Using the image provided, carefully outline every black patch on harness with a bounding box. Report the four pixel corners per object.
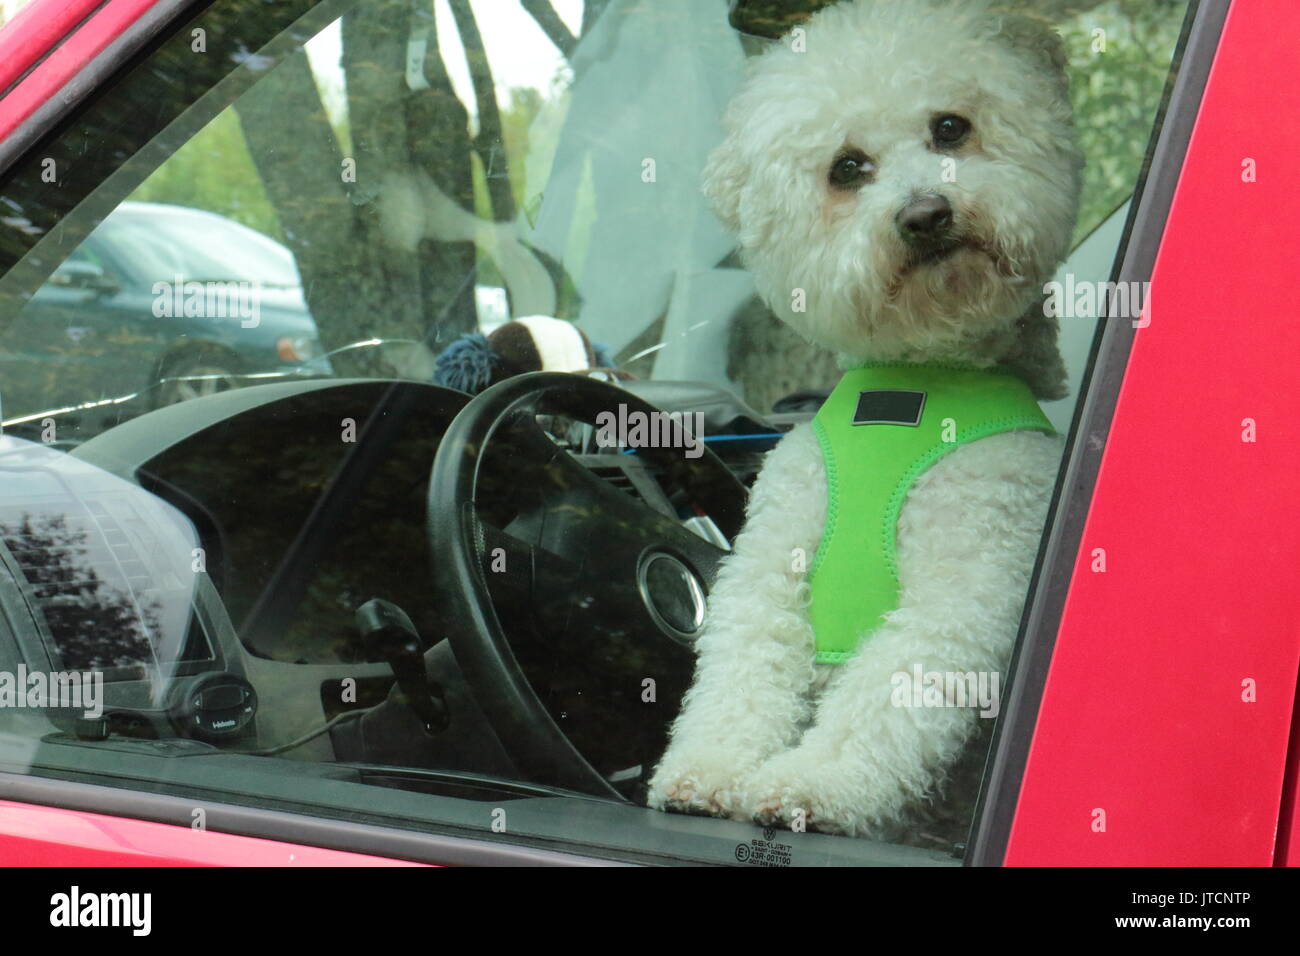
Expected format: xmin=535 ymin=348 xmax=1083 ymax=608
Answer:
xmin=852 ymin=390 xmax=926 ymax=426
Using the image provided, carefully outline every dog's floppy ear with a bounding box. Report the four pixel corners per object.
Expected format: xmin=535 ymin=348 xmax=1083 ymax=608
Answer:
xmin=998 ymin=306 xmax=1068 ymax=402
xmin=701 ymin=135 xmax=750 ymax=235
xmin=990 ymin=9 xmax=1070 ymax=79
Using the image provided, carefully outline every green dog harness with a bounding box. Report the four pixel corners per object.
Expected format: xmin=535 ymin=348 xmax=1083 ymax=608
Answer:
xmin=808 ymin=363 xmax=1055 ymax=664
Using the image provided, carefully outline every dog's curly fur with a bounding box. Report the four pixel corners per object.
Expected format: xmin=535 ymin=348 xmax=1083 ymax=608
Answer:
xmin=647 ymin=0 xmax=1084 ymax=840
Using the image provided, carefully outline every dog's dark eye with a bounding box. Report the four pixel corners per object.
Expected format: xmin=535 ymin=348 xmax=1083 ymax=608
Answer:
xmin=931 ymin=114 xmax=971 ymax=147
xmin=828 ymin=149 xmax=874 ymax=189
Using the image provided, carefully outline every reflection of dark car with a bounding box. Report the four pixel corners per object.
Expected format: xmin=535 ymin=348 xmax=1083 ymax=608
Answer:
xmin=0 ymin=201 xmax=326 ymax=420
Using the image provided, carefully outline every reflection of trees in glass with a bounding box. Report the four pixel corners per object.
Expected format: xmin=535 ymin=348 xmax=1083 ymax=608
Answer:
xmin=1060 ymin=0 xmax=1189 ymax=240
xmin=123 ymin=0 xmax=1186 ymax=403
xmin=132 ymin=110 xmax=285 ymax=242
xmin=0 ymin=514 xmax=157 ymax=669
xmin=132 ymin=0 xmax=604 ymax=379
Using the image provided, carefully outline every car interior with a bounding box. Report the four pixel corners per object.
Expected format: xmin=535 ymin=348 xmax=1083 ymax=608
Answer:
xmin=0 ymin=0 xmax=1192 ymax=864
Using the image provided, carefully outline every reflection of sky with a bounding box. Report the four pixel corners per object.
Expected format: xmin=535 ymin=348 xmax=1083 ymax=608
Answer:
xmin=305 ymin=0 xmax=583 ymax=127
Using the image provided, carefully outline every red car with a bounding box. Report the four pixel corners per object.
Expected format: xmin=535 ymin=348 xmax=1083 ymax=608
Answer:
xmin=0 ymin=0 xmax=1295 ymax=879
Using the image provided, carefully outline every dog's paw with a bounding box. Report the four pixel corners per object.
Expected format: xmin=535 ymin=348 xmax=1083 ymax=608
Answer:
xmin=646 ymin=763 xmax=744 ymax=818
xmin=742 ymin=754 xmax=853 ymax=835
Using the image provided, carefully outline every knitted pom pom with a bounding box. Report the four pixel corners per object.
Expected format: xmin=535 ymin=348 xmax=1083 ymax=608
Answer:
xmin=434 ymin=333 xmax=499 ymax=394
xmin=592 ymin=341 xmax=618 ymax=370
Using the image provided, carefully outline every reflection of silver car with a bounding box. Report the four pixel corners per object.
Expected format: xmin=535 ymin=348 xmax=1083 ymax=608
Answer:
xmin=0 ymin=202 xmax=327 ymax=420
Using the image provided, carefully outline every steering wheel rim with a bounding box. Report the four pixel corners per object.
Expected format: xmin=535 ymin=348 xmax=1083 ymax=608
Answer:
xmin=428 ymin=372 xmax=747 ymax=798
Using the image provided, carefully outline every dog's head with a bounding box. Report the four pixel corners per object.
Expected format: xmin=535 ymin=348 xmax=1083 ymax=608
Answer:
xmin=704 ymin=0 xmax=1084 ymax=396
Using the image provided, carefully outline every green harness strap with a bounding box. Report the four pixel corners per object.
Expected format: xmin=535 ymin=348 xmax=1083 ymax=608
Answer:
xmin=808 ymin=363 xmax=1055 ymax=664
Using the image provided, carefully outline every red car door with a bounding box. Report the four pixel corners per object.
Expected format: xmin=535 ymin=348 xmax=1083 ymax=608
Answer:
xmin=982 ymin=0 xmax=1300 ymax=866
xmin=0 ymin=0 xmax=1295 ymax=876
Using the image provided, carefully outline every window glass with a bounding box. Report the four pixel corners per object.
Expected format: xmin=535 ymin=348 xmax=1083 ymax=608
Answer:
xmin=0 ymin=0 xmax=1191 ymax=864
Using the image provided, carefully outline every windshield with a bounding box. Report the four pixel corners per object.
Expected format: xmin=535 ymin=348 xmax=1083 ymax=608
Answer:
xmin=0 ymin=0 xmax=1173 ymax=436
xmin=0 ymin=0 xmax=1192 ymax=866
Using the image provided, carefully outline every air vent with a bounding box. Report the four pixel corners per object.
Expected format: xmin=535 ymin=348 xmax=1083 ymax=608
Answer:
xmin=589 ymin=463 xmax=643 ymax=501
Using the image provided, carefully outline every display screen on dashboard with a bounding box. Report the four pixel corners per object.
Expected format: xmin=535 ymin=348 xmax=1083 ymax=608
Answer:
xmin=0 ymin=435 xmax=214 ymax=675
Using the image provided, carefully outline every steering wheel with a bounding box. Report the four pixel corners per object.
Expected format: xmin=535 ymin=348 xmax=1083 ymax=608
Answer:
xmin=427 ymin=372 xmax=747 ymax=799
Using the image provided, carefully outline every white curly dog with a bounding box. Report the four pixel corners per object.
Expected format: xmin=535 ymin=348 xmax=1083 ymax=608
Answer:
xmin=648 ymin=0 xmax=1084 ymax=840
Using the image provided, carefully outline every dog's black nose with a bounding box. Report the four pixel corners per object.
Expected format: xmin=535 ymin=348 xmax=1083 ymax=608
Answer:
xmin=895 ymin=195 xmax=953 ymax=242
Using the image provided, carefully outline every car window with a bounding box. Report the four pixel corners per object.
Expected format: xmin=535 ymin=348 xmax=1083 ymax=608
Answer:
xmin=0 ymin=0 xmax=1192 ymax=865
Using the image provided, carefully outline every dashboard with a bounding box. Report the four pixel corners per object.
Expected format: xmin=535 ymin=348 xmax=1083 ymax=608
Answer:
xmin=0 ymin=377 xmax=782 ymax=771
xmin=0 ymin=376 xmax=972 ymax=865
xmin=0 ymin=380 xmax=465 ymax=753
